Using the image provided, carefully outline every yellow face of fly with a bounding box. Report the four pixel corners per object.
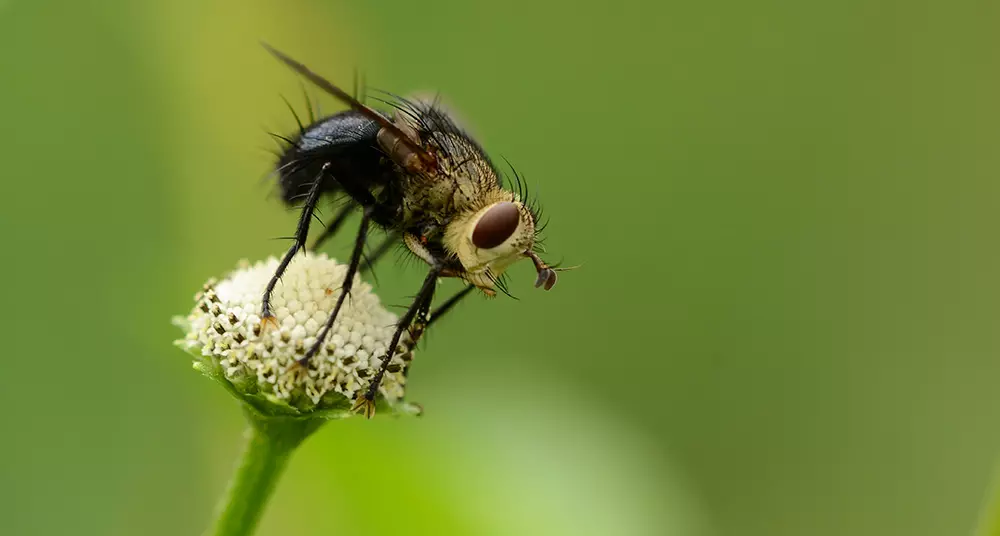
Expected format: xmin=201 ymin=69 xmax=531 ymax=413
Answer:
xmin=444 ymin=193 xmax=537 ymax=295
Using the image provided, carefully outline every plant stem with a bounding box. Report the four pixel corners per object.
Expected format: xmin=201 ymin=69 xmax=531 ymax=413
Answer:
xmin=203 ymin=408 xmax=324 ymax=536
xmin=976 ymin=462 xmax=1000 ymax=536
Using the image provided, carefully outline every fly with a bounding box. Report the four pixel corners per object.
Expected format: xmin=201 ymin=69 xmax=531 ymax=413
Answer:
xmin=260 ymin=44 xmax=566 ymax=417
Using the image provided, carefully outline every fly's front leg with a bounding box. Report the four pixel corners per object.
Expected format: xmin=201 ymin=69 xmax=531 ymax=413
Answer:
xmin=403 ymin=288 xmax=435 ymax=349
xmin=407 ymin=284 xmax=475 ymax=346
xmin=353 ymin=266 xmax=442 ymax=418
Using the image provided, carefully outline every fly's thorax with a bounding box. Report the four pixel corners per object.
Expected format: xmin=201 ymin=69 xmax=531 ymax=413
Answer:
xmin=433 ymin=131 xmax=500 ymax=199
xmin=398 ymin=132 xmax=501 ymax=226
xmin=443 ymin=192 xmax=537 ymax=293
xmin=398 ymin=172 xmax=455 ymax=224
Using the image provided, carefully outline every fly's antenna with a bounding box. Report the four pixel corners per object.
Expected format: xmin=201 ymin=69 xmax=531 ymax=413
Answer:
xmin=524 ymin=251 xmax=576 ymax=291
xmin=262 ymin=43 xmax=436 ymax=170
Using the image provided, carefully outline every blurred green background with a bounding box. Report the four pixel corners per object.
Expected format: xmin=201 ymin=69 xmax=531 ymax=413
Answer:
xmin=1 ymin=1 xmax=998 ymax=535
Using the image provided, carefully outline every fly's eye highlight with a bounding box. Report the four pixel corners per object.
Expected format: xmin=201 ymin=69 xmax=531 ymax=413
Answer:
xmin=472 ymin=202 xmax=520 ymax=249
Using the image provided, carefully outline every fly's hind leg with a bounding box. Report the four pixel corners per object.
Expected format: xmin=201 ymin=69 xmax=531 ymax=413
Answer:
xmin=261 ymin=164 xmax=328 ymax=327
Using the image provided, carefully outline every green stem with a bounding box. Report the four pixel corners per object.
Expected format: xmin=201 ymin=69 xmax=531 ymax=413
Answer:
xmin=976 ymin=462 xmax=1000 ymax=536
xmin=203 ymin=408 xmax=324 ymax=536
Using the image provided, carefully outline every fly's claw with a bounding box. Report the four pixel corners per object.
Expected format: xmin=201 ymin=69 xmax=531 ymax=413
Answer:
xmin=259 ymin=314 xmax=280 ymax=335
xmin=352 ymin=395 xmax=377 ymax=419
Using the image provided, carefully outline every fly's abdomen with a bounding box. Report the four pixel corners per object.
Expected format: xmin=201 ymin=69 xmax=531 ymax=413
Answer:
xmin=275 ymin=110 xmax=387 ymax=204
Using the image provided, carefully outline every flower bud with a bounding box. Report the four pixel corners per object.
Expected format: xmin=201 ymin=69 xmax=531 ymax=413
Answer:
xmin=175 ymin=253 xmax=417 ymax=417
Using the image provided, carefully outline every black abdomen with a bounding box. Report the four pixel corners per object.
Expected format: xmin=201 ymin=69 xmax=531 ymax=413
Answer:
xmin=275 ymin=110 xmax=389 ymax=204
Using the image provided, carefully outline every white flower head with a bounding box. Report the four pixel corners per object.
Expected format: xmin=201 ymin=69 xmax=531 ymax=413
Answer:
xmin=175 ymin=253 xmax=418 ymax=417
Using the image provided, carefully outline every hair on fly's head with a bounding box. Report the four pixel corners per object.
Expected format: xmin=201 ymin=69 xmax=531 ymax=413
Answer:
xmin=499 ymin=155 xmax=546 ymax=240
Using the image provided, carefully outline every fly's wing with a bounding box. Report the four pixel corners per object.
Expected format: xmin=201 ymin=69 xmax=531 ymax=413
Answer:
xmin=263 ymin=43 xmax=435 ymax=169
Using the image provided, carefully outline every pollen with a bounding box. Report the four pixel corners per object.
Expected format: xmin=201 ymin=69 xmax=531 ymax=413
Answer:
xmin=178 ymin=253 xmax=411 ymax=409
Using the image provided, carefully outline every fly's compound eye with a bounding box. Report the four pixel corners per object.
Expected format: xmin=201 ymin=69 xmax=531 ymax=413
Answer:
xmin=472 ymin=202 xmax=520 ymax=249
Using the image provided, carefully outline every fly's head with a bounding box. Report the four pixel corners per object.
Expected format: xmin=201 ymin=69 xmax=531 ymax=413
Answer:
xmin=443 ymin=191 xmax=559 ymax=297
xmin=373 ymin=94 xmax=564 ymax=296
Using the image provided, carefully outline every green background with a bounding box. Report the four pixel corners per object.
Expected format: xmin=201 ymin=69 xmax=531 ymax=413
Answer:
xmin=1 ymin=1 xmax=998 ymax=535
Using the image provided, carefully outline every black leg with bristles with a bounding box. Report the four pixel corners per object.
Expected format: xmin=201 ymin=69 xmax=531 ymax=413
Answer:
xmin=360 ymin=231 xmax=401 ymax=276
xmin=261 ymin=165 xmax=327 ymax=321
xmin=427 ymin=284 xmax=475 ymax=330
xmin=309 ymin=201 xmax=354 ymax=251
xmin=299 ymin=205 xmax=375 ymax=365
xmin=354 ymin=266 xmax=442 ymax=418
xmin=406 ymin=284 xmax=476 ymax=346
xmin=404 ymin=284 xmax=436 ymax=345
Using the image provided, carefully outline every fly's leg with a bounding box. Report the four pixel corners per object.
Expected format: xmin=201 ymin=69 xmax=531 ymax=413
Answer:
xmin=261 ymin=164 xmax=327 ymax=325
xmin=353 ymin=266 xmax=442 ymax=418
xmin=407 ymin=284 xmax=475 ymax=346
xmin=298 ymin=205 xmax=374 ymax=366
xmin=401 ymin=287 xmax=434 ymax=354
xmin=427 ymin=284 xmax=475 ymax=330
xmin=360 ymin=231 xmax=401 ymax=276
xmin=312 ymin=206 xmax=397 ymax=282
xmin=355 ymin=284 xmax=475 ymax=416
xmin=309 ymin=202 xmax=355 ymax=251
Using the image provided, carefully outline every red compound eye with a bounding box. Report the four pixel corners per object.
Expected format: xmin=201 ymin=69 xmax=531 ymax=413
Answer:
xmin=472 ymin=202 xmax=520 ymax=249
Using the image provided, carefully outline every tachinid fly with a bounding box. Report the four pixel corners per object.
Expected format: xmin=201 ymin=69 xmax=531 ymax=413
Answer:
xmin=260 ymin=44 xmax=565 ymax=417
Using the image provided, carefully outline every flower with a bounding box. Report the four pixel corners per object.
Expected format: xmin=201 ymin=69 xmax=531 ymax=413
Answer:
xmin=175 ymin=253 xmax=418 ymax=418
